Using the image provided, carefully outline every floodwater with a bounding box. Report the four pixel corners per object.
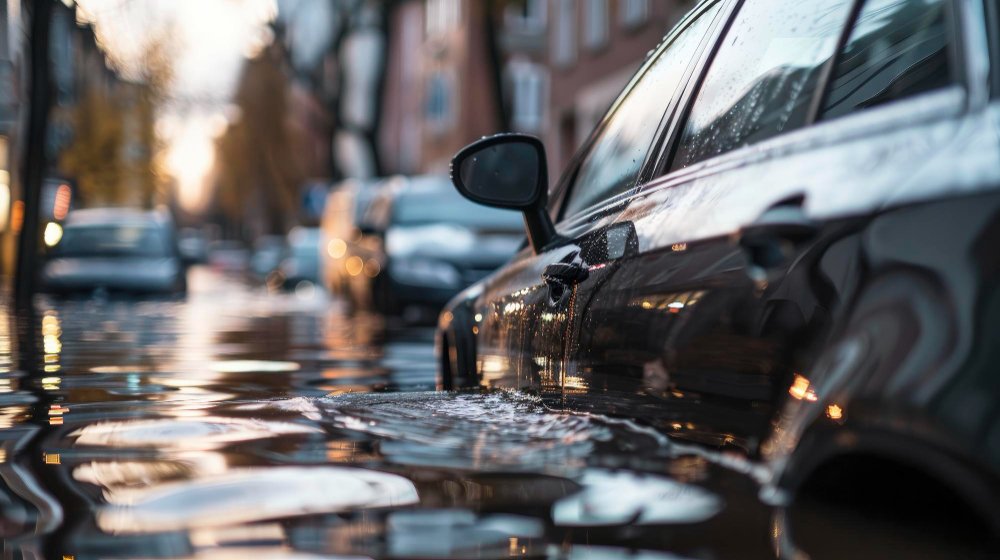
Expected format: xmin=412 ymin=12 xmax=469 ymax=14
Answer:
xmin=0 ymin=268 xmax=994 ymax=559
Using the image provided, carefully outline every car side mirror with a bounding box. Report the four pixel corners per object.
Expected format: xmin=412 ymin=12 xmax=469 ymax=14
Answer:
xmin=451 ymin=133 xmax=556 ymax=253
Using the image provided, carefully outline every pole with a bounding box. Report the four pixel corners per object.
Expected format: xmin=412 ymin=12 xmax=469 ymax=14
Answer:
xmin=14 ymin=0 xmax=53 ymax=309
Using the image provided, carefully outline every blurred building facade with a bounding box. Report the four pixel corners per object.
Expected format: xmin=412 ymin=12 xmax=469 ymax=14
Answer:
xmin=377 ymin=0 xmax=689 ymax=181
xmin=211 ymin=0 xmax=691 ymax=241
xmin=274 ymin=0 xmax=387 ymax=181
xmin=50 ymin=1 xmax=162 ymax=210
xmin=545 ymin=0 xmax=691 ymax=176
xmin=380 ymin=0 xmax=506 ymax=175
xmin=273 ymin=0 xmax=690 ymax=182
xmin=210 ymin=0 xmax=387 ymax=239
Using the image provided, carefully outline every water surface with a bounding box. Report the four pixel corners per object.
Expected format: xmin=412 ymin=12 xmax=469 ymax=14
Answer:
xmin=0 ymin=268 xmax=991 ymax=559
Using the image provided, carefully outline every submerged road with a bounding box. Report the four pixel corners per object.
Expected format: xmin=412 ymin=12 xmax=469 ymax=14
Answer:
xmin=0 ymin=268 xmax=991 ymax=559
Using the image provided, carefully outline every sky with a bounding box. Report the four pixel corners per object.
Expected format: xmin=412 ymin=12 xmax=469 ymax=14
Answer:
xmin=75 ymin=0 xmax=279 ymax=211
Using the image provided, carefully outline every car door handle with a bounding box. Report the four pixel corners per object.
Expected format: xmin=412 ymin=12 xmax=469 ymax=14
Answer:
xmin=739 ymin=198 xmax=818 ymax=269
xmin=542 ymin=252 xmax=589 ymax=307
xmin=542 ymin=261 xmax=589 ymax=287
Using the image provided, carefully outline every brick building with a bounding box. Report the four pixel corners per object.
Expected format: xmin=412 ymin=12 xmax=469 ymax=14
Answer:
xmin=545 ymin=0 xmax=691 ymax=178
xmin=379 ymin=0 xmax=508 ymax=175
xmin=378 ymin=0 xmax=689 ymax=182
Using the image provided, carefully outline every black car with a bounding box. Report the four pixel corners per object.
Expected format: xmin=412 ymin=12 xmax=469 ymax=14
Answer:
xmin=439 ymin=0 xmax=1000 ymax=538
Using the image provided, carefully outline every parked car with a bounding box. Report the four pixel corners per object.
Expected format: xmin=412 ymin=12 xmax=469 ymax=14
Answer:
xmin=177 ymin=227 xmax=209 ymax=265
xmin=207 ymin=240 xmax=250 ymax=273
xmin=251 ymin=235 xmax=287 ymax=278
xmin=320 ymin=178 xmax=384 ymax=305
xmin=438 ymin=0 xmax=1000 ymax=538
xmin=341 ymin=175 xmax=524 ymax=317
xmin=278 ymin=227 xmax=321 ymax=290
xmin=377 ymin=177 xmax=524 ymax=317
xmin=42 ymin=208 xmax=186 ymax=295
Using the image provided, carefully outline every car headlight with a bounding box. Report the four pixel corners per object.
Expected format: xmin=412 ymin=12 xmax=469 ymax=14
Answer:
xmin=390 ymin=258 xmax=461 ymax=288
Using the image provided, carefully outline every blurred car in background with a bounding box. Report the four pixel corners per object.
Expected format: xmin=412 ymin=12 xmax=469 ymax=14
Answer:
xmin=320 ymin=178 xmax=385 ymax=306
xmin=278 ymin=227 xmax=321 ymax=291
xmin=251 ymin=234 xmax=287 ymax=278
xmin=207 ymin=240 xmax=250 ymax=273
xmin=42 ymin=208 xmax=186 ymax=295
xmin=362 ymin=176 xmax=524 ymax=318
xmin=177 ymin=227 xmax=209 ymax=265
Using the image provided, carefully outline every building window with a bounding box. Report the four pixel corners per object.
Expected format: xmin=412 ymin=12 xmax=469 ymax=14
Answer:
xmin=505 ymin=0 xmax=547 ymax=31
xmin=426 ymin=0 xmax=461 ymax=38
xmin=425 ymin=70 xmax=454 ymax=133
xmin=507 ymin=60 xmax=547 ymax=133
xmin=551 ymin=0 xmax=576 ymax=68
xmin=620 ymin=0 xmax=649 ymax=29
xmin=584 ymin=0 xmax=609 ymax=50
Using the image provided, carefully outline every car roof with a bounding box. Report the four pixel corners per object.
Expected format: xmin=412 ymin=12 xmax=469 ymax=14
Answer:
xmin=64 ymin=208 xmax=172 ymax=228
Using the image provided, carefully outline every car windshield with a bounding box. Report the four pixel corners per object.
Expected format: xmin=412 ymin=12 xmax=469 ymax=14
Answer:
xmin=393 ymin=190 xmax=523 ymax=230
xmin=52 ymin=224 xmax=169 ymax=258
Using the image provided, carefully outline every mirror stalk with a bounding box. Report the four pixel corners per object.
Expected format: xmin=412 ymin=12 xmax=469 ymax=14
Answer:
xmin=524 ymin=206 xmax=556 ymax=254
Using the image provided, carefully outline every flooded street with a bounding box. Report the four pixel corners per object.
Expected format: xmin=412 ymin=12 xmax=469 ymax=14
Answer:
xmin=0 ymin=268 xmax=991 ymax=559
xmin=0 ymin=0 xmax=990 ymax=557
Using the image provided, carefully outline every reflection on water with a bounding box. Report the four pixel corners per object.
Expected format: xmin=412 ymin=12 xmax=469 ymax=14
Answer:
xmin=95 ymin=466 xmax=419 ymax=534
xmin=0 ymin=268 xmax=992 ymax=559
xmin=552 ymin=469 xmax=721 ymax=527
xmin=70 ymin=416 xmax=322 ymax=449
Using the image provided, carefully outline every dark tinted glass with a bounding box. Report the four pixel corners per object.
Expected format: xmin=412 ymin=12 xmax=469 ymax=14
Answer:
xmin=561 ymin=2 xmax=720 ymax=218
xmin=822 ymin=0 xmax=952 ymax=120
xmin=672 ymin=0 xmax=853 ymax=169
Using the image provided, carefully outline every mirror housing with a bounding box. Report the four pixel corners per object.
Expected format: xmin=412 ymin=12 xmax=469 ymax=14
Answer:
xmin=450 ymin=133 xmax=556 ymax=253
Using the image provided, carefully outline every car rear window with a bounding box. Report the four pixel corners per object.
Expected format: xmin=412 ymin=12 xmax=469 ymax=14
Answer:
xmin=821 ymin=0 xmax=955 ymax=120
xmin=53 ymin=225 xmax=170 ymax=258
xmin=672 ymin=0 xmax=854 ymax=169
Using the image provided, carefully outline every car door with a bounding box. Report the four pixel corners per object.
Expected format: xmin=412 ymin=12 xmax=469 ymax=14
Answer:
xmin=576 ymin=0 xmax=970 ymax=452
xmin=470 ymin=1 xmax=727 ymax=398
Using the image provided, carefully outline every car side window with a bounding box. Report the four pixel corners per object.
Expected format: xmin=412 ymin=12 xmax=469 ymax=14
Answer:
xmin=821 ymin=0 xmax=954 ymax=120
xmin=561 ymin=2 xmax=721 ymax=219
xmin=671 ymin=0 xmax=854 ymax=170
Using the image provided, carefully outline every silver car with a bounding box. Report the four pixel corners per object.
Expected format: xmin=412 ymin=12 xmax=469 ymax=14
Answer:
xmin=42 ymin=208 xmax=186 ymax=295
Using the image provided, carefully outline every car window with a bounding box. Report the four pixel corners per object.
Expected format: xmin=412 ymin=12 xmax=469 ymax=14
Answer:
xmin=393 ymin=189 xmax=523 ymax=230
xmin=821 ymin=0 xmax=954 ymax=120
xmin=561 ymin=2 xmax=721 ymax=219
xmin=53 ymin=225 xmax=170 ymax=258
xmin=672 ymin=0 xmax=854 ymax=170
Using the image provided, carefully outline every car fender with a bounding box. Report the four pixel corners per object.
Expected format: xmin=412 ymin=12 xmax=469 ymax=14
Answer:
xmin=436 ymin=283 xmax=483 ymax=390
